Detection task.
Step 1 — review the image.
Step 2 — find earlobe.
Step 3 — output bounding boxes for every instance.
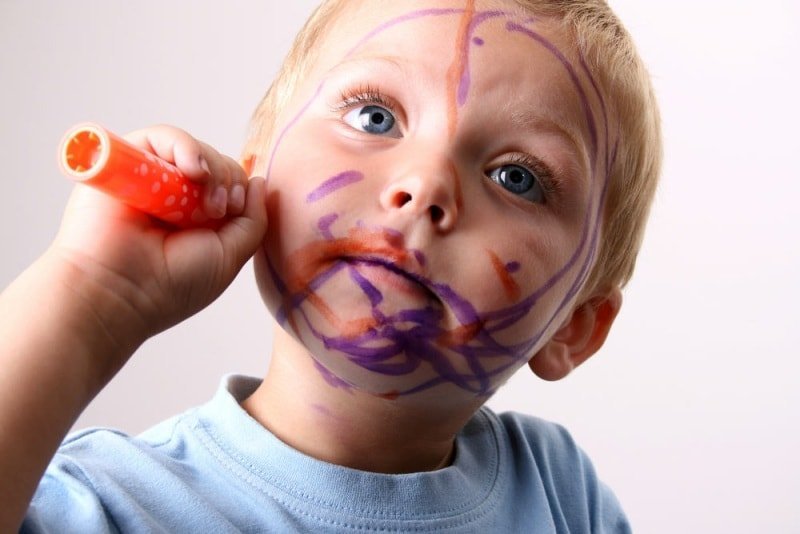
[528,287,623,381]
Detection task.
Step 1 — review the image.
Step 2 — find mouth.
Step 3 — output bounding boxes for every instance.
[342,256,439,303]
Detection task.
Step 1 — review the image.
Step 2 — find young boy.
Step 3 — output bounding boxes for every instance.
[2,0,661,531]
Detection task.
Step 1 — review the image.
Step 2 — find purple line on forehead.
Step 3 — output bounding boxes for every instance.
[306,171,364,203]
[458,11,507,106]
[505,21,599,167]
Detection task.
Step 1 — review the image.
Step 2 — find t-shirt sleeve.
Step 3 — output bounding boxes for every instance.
[498,411,632,534]
[21,452,117,533]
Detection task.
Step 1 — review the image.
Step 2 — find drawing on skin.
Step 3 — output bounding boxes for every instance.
[306,171,364,203]
[263,4,617,398]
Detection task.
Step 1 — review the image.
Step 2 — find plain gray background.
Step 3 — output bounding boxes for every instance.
[1,1,798,532]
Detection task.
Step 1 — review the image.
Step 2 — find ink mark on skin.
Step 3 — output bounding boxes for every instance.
[488,250,521,301]
[473,37,484,46]
[306,170,364,203]
[264,8,617,398]
[446,0,476,136]
[266,82,326,181]
[413,249,427,267]
[318,213,339,240]
[505,21,599,166]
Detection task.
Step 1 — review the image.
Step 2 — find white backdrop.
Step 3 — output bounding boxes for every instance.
[1,1,798,532]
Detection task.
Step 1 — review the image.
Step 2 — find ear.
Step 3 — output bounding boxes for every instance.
[528,287,623,381]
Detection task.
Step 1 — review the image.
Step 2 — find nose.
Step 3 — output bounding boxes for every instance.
[378,156,461,232]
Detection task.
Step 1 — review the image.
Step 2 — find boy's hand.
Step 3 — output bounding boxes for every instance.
[49,124,268,354]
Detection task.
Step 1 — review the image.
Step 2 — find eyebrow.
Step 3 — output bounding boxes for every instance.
[507,106,584,159]
[325,55,408,79]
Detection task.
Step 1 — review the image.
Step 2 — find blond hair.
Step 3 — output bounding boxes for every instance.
[242,0,662,297]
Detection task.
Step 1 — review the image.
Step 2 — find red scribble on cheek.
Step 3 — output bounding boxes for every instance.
[446,0,476,138]
[306,291,378,339]
[488,250,521,301]
[437,320,483,348]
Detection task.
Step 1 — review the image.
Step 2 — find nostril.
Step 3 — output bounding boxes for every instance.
[392,191,413,208]
[429,205,444,224]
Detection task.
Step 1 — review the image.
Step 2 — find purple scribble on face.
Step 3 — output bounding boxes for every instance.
[318,213,339,240]
[263,8,617,399]
[458,11,506,106]
[306,171,364,203]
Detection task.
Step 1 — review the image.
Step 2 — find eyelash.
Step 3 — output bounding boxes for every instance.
[332,85,560,204]
[332,84,399,115]
[494,153,558,204]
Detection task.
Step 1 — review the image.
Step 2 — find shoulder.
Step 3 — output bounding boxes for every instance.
[23,412,198,532]
[492,409,583,463]
[480,408,632,534]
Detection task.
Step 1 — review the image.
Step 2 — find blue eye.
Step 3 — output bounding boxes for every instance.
[343,105,400,137]
[488,164,545,203]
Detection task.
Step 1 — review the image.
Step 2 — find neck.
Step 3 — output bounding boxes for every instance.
[241,327,476,474]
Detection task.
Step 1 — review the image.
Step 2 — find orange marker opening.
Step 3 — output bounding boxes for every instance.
[58,122,216,228]
[62,126,107,178]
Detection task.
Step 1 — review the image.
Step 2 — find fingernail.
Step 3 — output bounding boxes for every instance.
[198,156,211,175]
[230,184,245,211]
[211,186,227,216]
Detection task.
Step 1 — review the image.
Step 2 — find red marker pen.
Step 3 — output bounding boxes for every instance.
[58,123,215,228]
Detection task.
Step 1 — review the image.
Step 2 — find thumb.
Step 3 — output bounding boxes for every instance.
[217,176,268,274]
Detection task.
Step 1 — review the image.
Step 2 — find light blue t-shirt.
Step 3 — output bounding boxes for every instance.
[23,375,630,533]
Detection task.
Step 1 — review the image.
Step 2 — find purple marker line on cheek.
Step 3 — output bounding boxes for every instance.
[306,171,364,203]
[318,213,339,240]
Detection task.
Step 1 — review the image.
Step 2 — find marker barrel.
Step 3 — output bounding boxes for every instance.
[58,123,210,227]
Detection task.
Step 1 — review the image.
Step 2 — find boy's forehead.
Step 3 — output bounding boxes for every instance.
[312,0,590,154]
[316,0,578,90]
[321,0,557,55]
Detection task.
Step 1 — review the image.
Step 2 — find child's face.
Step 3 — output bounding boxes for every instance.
[254,0,614,403]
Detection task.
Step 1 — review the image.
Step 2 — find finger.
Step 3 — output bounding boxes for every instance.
[197,141,232,219]
[198,146,248,217]
[226,157,248,215]
[124,125,209,179]
[217,176,268,275]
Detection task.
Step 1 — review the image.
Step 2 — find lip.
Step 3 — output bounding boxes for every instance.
[342,256,438,302]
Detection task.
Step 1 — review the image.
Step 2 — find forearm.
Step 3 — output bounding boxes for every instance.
[0,251,145,531]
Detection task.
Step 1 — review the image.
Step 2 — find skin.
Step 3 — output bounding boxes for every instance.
[242,0,622,474]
